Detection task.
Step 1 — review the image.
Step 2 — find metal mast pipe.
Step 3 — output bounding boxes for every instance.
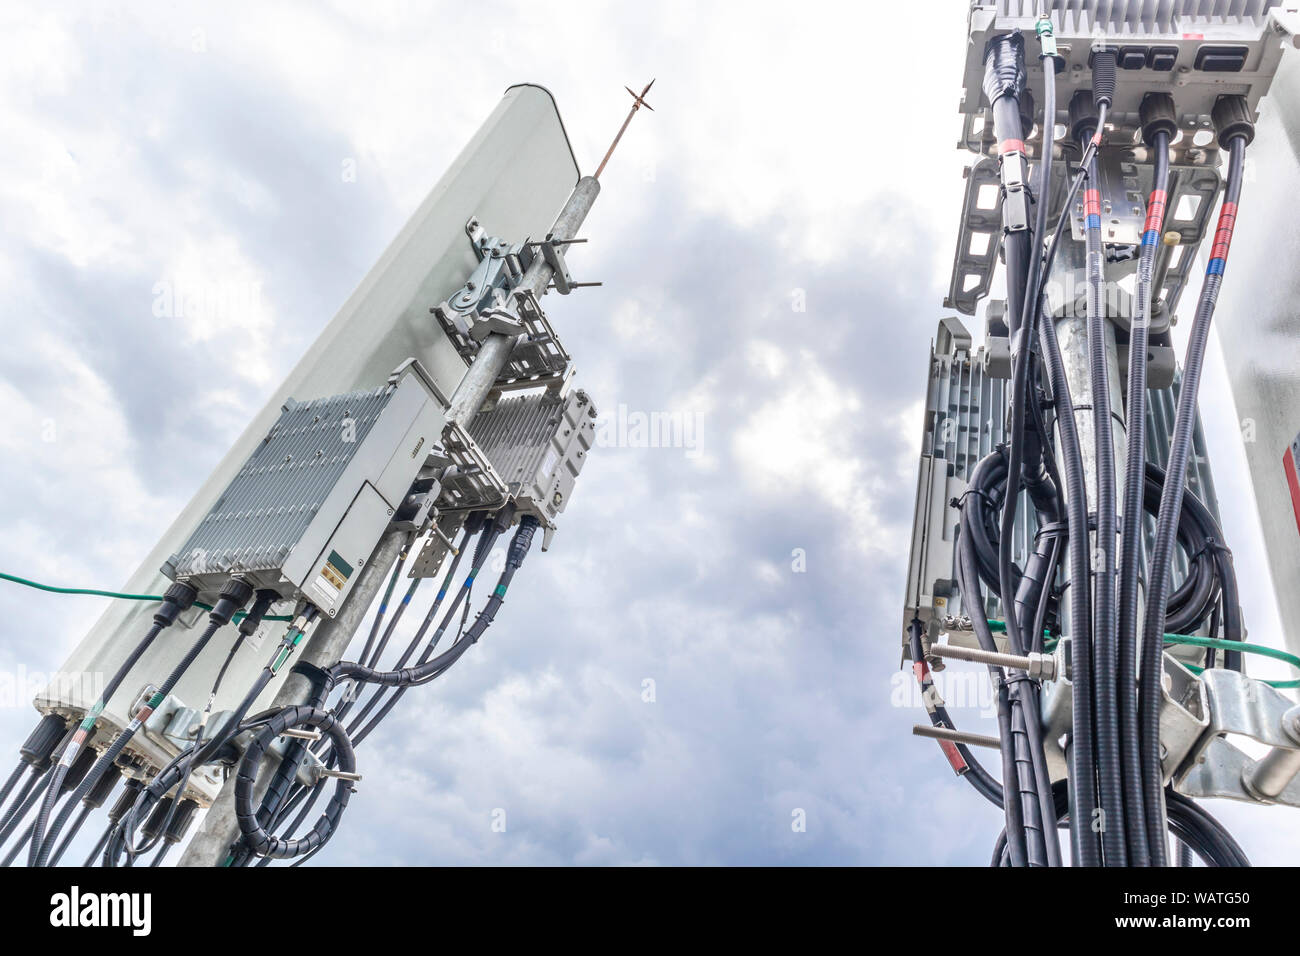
[446,176,600,425]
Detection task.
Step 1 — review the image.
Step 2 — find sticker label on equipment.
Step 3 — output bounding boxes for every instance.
[309,549,354,605]
[541,447,560,479]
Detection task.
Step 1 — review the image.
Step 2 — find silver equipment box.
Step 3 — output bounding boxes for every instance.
[467,387,596,526]
[164,361,448,615]
[903,316,1221,653]
[410,386,596,576]
[960,3,1287,138]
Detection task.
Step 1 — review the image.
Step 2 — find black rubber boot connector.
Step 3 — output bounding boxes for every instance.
[1090,46,1117,108]
[154,581,199,628]
[1069,90,1100,145]
[983,33,1026,105]
[1140,93,1178,147]
[1212,94,1255,148]
[164,799,200,843]
[19,714,68,769]
[208,577,255,626]
[238,588,281,636]
[83,761,123,809]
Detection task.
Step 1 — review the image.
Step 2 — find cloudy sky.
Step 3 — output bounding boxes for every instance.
[0,0,1296,865]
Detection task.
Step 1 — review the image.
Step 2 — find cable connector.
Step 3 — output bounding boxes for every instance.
[19,714,68,770]
[1089,45,1118,110]
[1000,168,1029,233]
[982,33,1026,105]
[1140,92,1178,148]
[996,134,1029,234]
[1069,89,1100,145]
[491,502,518,536]
[1212,94,1255,148]
[207,577,255,626]
[463,510,489,536]
[153,581,198,628]
[269,609,319,677]
[507,515,540,570]
[142,797,174,844]
[58,741,99,793]
[163,798,200,844]
[238,588,280,637]
[82,761,122,809]
[1035,16,1058,58]
[107,778,144,825]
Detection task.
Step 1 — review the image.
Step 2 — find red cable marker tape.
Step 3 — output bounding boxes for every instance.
[939,738,969,774]
[911,658,966,771]
[1144,188,1168,233]
[1283,443,1300,540]
[1210,200,1238,262]
[1083,189,1102,219]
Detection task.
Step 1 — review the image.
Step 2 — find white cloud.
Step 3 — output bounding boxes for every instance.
[731,348,888,553]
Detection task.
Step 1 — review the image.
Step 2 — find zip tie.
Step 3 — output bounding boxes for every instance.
[952,488,998,511]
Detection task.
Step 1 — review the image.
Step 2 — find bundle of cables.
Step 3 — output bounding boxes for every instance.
[217,510,542,868]
[911,16,1258,867]
[0,508,542,868]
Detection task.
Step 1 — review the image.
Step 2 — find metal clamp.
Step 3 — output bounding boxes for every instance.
[430,217,584,389]
[428,421,509,515]
[143,695,199,748]
[1177,667,1300,806]
[430,218,533,354]
[467,308,525,342]
[409,514,462,579]
[999,149,1029,233]
[532,237,580,294]
[1157,655,1211,782]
